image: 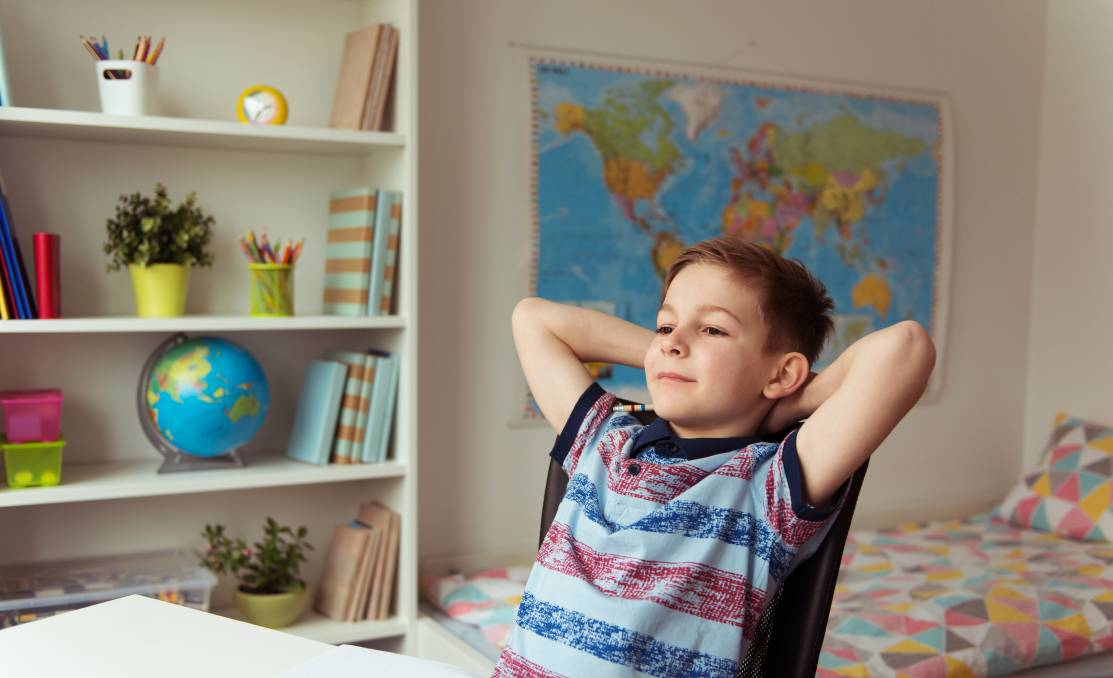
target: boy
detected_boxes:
[498,237,935,677]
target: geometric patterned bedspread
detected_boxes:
[819,513,1113,677]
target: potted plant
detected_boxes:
[104,183,215,317]
[198,517,313,628]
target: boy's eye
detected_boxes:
[703,326,727,336]
[655,326,673,335]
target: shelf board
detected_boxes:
[217,607,408,645]
[0,454,407,508]
[0,107,405,155]
[0,314,406,334]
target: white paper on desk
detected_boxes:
[275,644,482,677]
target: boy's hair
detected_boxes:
[663,237,835,364]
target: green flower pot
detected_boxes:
[234,585,310,628]
[128,263,190,317]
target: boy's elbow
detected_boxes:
[892,320,936,374]
[512,297,546,334]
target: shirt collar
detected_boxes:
[633,418,769,461]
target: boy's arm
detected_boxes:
[762,320,936,507]
[512,297,655,433]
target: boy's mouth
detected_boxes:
[657,372,694,383]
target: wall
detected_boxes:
[1025,1,1113,467]
[418,0,1049,563]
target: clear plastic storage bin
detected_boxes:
[0,549,217,628]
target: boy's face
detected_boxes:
[645,263,782,436]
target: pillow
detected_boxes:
[994,412,1113,541]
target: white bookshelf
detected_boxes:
[0,314,406,333]
[0,0,418,651]
[0,107,405,155]
[0,457,408,508]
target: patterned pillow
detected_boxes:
[994,413,1113,541]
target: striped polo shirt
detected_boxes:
[493,383,846,677]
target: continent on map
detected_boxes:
[227,394,261,423]
[552,80,683,272]
[150,347,211,406]
[666,82,724,140]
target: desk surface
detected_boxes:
[0,595,474,677]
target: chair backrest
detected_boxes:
[537,415,869,678]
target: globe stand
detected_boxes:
[138,333,254,475]
[156,449,245,474]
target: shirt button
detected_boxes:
[627,463,641,477]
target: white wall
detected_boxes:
[1025,1,1113,467]
[418,0,1049,563]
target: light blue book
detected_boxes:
[0,22,10,106]
[365,191,394,317]
[323,188,376,316]
[374,353,400,463]
[361,352,399,463]
[360,350,390,463]
[286,360,349,466]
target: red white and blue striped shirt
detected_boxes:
[493,383,846,677]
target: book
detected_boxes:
[348,518,382,621]
[323,188,376,316]
[0,21,10,106]
[0,271,7,319]
[33,232,60,319]
[369,25,400,132]
[329,24,382,130]
[314,523,371,621]
[377,193,402,315]
[366,190,393,317]
[356,502,399,620]
[0,179,30,319]
[376,509,400,620]
[372,353,400,464]
[354,354,380,464]
[286,359,348,466]
[326,350,369,464]
[360,350,394,464]
[359,24,393,131]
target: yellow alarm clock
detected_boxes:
[237,85,288,125]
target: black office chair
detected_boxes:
[537,407,869,678]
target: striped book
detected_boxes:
[325,350,370,464]
[377,193,402,316]
[352,353,379,464]
[323,188,376,316]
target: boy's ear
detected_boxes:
[762,352,810,399]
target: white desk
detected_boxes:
[0,595,478,677]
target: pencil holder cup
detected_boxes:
[96,60,159,115]
[249,264,294,317]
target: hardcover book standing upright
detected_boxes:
[329,25,382,130]
[285,360,348,466]
[323,188,376,316]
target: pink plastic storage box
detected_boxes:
[0,389,63,443]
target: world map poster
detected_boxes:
[521,58,951,423]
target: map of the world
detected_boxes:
[524,59,948,419]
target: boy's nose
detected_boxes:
[661,333,688,357]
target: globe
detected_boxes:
[140,335,269,459]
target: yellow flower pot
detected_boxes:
[234,586,310,628]
[128,263,190,317]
